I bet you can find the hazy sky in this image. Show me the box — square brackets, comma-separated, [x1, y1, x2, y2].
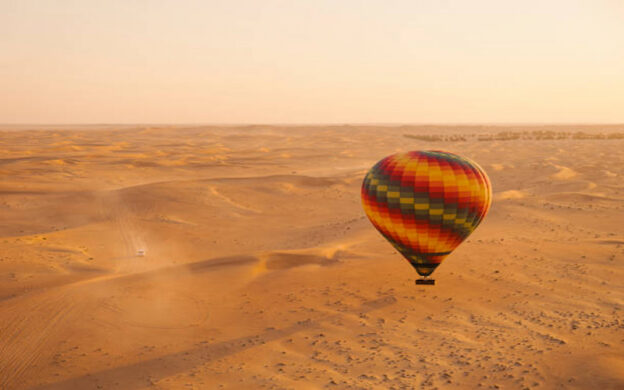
[1, 0, 623, 123]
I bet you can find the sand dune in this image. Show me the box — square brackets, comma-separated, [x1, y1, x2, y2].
[494, 190, 527, 201]
[551, 165, 578, 180]
[1, 125, 623, 389]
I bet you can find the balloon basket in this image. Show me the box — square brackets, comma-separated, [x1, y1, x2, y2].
[415, 278, 435, 285]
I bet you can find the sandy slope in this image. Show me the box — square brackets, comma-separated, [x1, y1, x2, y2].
[0, 125, 623, 389]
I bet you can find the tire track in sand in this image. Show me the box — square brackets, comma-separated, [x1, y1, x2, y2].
[0, 288, 89, 390]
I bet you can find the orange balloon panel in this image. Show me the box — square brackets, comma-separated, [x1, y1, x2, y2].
[361, 151, 491, 276]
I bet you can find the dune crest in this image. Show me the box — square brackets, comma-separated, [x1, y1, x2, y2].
[494, 189, 527, 200]
[551, 164, 578, 180]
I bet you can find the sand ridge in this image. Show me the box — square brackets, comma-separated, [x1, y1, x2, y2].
[0, 125, 623, 389]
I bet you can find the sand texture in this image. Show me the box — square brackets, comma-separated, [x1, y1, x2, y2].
[1, 125, 623, 389]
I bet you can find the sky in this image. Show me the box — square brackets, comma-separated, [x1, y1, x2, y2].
[1, 0, 623, 124]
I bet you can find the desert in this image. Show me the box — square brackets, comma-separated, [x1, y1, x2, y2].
[0, 124, 622, 389]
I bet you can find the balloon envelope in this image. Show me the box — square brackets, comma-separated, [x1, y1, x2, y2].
[361, 150, 492, 277]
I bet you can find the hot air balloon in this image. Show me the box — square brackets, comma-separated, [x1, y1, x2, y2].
[361, 151, 492, 285]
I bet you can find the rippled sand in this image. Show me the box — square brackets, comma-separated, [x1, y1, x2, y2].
[1, 125, 623, 389]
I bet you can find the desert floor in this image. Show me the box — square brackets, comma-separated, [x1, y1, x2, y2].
[1, 125, 623, 390]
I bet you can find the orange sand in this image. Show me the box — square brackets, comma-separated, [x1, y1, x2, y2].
[1, 125, 623, 389]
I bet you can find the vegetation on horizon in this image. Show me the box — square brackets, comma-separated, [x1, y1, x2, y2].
[404, 131, 624, 142]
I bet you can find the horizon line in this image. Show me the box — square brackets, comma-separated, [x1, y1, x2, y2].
[2, 122, 624, 127]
